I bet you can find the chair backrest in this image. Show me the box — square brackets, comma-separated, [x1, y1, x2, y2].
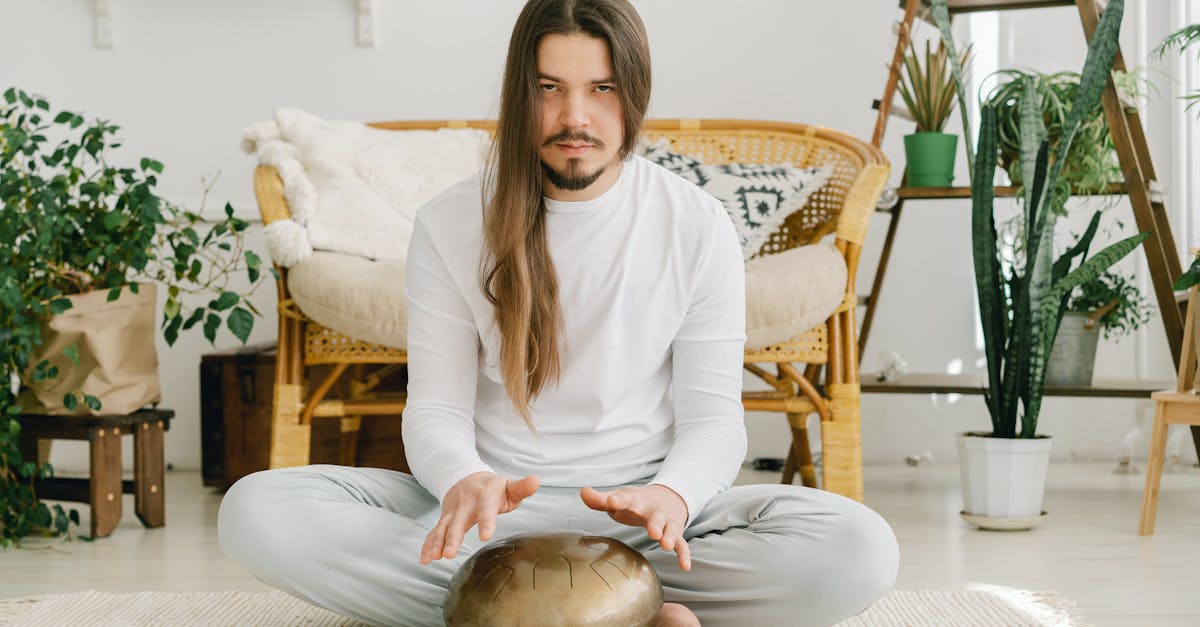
[641, 120, 887, 257]
[366, 119, 889, 259]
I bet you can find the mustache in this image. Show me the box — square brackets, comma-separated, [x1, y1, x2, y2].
[542, 130, 605, 150]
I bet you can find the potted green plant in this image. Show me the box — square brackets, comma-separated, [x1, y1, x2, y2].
[896, 37, 973, 187]
[1154, 22, 1200, 115]
[1, 88, 270, 547]
[944, 0, 1147, 528]
[1152, 26, 1200, 389]
[984, 69, 1124, 198]
[1044, 271, 1153, 387]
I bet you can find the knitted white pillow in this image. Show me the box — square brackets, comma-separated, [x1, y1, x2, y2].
[241, 109, 490, 267]
[640, 140, 833, 260]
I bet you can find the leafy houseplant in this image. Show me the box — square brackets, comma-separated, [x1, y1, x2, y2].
[1065, 271, 1152, 341]
[1045, 271, 1153, 387]
[1154, 23, 1200, 116]
[1154, 24, 1200, 374]
[896, 37, 973, 187]
[984, 69, 1124, 199]
[971, 0, 1144, 440]
[1, 88, 271, 547]
[936, 0, 1148, 524]
[1175, 252, 1200, 291]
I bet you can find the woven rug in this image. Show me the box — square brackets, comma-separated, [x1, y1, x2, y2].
[0, 587, 1087, 626]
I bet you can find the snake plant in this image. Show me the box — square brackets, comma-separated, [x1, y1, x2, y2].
[970, 0, 1149, 438]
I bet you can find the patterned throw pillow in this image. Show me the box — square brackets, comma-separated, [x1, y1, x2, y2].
[640, 140, 834, 260]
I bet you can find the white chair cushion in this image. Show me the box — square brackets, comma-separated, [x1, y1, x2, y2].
[287, 251, 407, 349]
[288, 242, 846, 354]
[745, 242, 847, 351]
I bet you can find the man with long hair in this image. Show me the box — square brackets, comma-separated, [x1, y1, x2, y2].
[220, 1, 897, 624]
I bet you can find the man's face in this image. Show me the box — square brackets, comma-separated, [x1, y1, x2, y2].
[536, 33, 624, 199]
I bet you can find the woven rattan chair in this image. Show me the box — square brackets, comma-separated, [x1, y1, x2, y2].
[252, 119, 888, 501]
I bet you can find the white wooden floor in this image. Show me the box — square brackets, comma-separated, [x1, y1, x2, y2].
[2, 461, 1198, 626]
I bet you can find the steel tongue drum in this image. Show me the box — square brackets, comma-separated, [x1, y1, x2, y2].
[443, 530, 663, 627]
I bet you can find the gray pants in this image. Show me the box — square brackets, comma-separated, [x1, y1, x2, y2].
[218, 465, 898, 626]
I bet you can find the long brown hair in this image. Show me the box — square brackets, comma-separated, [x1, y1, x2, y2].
[482, 0, 651, 424]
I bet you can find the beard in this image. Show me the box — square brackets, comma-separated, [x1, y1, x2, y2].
[541, 159, 607, 191]
[540, 129, 609, 192]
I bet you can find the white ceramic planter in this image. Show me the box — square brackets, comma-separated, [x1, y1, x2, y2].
[957, 432, 1053, 524]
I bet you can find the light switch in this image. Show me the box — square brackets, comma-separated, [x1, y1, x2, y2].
[356, 0, 376, 47]
[94, 0, 115, 50]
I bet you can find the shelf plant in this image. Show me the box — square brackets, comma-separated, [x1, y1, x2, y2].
[1044, 270, 1153, 387]
[1, 87, 271, 547]
[895, 36, 973, 186]
[1064, 270, 1152, 341]
[1154, 23, 1200, 292]
[1154, 22, 1200, 116]
[1175, 253, 1200, 291]
[984, 69, 1123, 200]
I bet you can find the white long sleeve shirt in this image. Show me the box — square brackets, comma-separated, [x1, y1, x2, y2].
[401, 155, 747, 524]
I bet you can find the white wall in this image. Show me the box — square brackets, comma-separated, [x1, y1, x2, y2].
[2, 0, 1194, 474]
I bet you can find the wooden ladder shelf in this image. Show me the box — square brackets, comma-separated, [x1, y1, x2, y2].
[860, 0, 1195, 450]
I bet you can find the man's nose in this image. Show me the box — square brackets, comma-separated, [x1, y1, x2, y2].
[560, 91, 590, 129]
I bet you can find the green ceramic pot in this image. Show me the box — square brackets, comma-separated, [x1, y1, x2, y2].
[904, 131, 958, 187]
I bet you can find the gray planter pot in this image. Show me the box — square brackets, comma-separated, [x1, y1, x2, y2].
[1044, 311, 1101, 387]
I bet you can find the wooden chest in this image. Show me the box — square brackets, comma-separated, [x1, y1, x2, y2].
[200, 343, 409, 489]
[200, 343, 275, 488]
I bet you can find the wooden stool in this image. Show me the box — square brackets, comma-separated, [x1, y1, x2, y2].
[1139, 285, 1199, 535]
[16, 408, 173, 538]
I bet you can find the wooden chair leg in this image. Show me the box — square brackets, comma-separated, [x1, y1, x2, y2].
[89, 426, 123, 538]
[823, 383, 865, 502]
[134, 419, 166, 528]
[270, 315, 311, 468]
[1139, 401, 1170, 536]
[339, 416, 362, 466]
[781, 447, 798, 485]
[787, 414, 818, 488]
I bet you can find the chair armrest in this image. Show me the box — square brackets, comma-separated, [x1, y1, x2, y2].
[835, 162, 890, 247]
[253, 165, 292, 225]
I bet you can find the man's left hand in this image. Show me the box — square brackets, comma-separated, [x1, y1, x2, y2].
[580, 484, 691, 571]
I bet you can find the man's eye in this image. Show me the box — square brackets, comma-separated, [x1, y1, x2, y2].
[540, 84, 558, 92]
[595, 85, 614, 93]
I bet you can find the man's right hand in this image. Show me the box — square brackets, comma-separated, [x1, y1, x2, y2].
[419, 471, 540, 564]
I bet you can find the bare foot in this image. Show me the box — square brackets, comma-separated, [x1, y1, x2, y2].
[655, 602, 700, 626]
